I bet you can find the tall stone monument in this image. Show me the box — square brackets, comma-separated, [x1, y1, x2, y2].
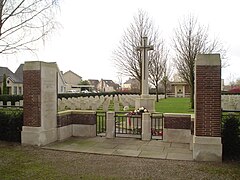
[135, 37, 155, 112]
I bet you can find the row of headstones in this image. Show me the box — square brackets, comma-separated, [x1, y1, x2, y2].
[58, 96, 105, 111]
[119, 94, 165, 107]
[0, 100, 23, 108]
[58, 95, 123, 111]
[2, 94, 233, 110]
[221, 95, 240, 110]
[57, 94, 168, 112]
[119, 94, 139, 107]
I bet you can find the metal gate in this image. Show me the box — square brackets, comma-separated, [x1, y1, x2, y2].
[151, 113, 163, 140]
[115, 112, 142, 138]
[96, 112, 106, 136]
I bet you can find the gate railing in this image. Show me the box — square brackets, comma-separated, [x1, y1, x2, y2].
[97, 111, 164, 139]
[115, 112, 142, 137]
[96, 111, 106, 136]
[151, 113, 163, 140]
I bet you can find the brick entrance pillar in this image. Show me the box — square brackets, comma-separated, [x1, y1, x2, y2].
[193, 54, 222, 161]
[21, 61, 58, 146]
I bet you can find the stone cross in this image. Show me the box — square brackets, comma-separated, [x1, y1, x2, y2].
[136, 36, 154, 97]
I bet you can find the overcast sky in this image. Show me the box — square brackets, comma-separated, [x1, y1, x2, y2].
[1, 0, 240, 84]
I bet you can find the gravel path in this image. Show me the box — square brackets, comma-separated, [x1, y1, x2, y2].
[1, 142, 240, 179]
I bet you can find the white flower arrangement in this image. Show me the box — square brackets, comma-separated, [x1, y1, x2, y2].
[128, 107, 148, 115]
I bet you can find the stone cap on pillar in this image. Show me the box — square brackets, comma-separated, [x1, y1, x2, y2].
[24, 61, 57, 71]
[196, 54, 221, 66]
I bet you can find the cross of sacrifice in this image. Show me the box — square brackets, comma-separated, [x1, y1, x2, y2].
[136, 36, 154, 96]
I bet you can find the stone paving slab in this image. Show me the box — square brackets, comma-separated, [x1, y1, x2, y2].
[91, 142, 118, 149]
[167, 152, 193, 161]
[170, 143, 190, 149]
[87, 147, 116, 155]
[139, 150, 167, 159]
[116, 144, 142, 151]
[43, 136, 193, 161]
[140, 145, 164, 152]
[147, 140, 171, 147]
[164, 147, 193, 154]
[113, 149, 141, 157]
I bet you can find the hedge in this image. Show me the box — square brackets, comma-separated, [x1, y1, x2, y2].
[0, 109, 23, 142]
[0, 95, 23, 105]
[222, 113, 240, 160]
[57, 91, 140, 99]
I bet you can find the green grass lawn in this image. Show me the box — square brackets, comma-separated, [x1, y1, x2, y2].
[155, 97, 193, 113]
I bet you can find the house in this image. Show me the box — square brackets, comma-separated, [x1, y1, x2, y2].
[169, 74, 190, 97]
[0, 63, 67, 95]
[57, 69, 67, 94]
[63, 70, 82, 92]
[0, 65, 23, 95]
[122, 78, 140, 92]
[88, 79, 100, 92]
[97, 79, 120, 92]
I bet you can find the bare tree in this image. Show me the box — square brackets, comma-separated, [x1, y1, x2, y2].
[116, 72, 123, 91]
[0, 0, 59, 55]
[227, 73, 236, 88]
[161, 60, 173, 99]
[149, 42, 168, 102]
[113, 10, 160, 93]
[172, 15, 226, 109]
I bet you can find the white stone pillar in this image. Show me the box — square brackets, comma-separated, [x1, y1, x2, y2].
[142, 113, 151, 141]
[106, 111, 115, 138]
[175, 86, 177, 97]
[183, 85, 185, 98]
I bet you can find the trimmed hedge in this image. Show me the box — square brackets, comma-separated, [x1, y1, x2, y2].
[0, 95, 23, 105]
[0, 109, 23, 142]
[57, 91, 140, 99]
[222, 114, 240, 160]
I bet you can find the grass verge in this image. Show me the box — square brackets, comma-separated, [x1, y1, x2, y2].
[155, 97, 193, 113]
[0, 141, 240, 179]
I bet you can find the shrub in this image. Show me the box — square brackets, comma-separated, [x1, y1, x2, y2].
[0, 95, 23, 105]
[222, 114, 240, 160]
[0, 109, 23, 142]
[57, 92, 139, 99]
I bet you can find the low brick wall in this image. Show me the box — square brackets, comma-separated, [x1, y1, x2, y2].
[163, 113, 193, 144]
[164, 114, 191, 129]
[57, 110, 96, 127]
[57, 112, 71, 127]
[57, 110, 96, 140]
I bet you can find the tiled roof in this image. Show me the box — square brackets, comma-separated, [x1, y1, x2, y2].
[124, 78, 138, 84]
[88, 79, 99, 87]
[104, 80, 120, 89]
[0, 65, 23, 83]
[63, 70, 82, 79]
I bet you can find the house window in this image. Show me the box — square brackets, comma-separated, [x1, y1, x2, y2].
[14, 86, 17, 95]
[18, 87, 22, 95]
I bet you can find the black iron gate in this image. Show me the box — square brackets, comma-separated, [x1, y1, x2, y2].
[96, 112, 106, 136]
[115, 112, 142, 138]
[151, 113, 163, 140]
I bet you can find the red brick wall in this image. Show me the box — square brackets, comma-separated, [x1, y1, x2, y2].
[57, 113, 96, 127]
[57, 114, 72, 127]
[164, 116, 191, 129]
[23, 70, 41, 127]
[195, 65, 221, 137]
